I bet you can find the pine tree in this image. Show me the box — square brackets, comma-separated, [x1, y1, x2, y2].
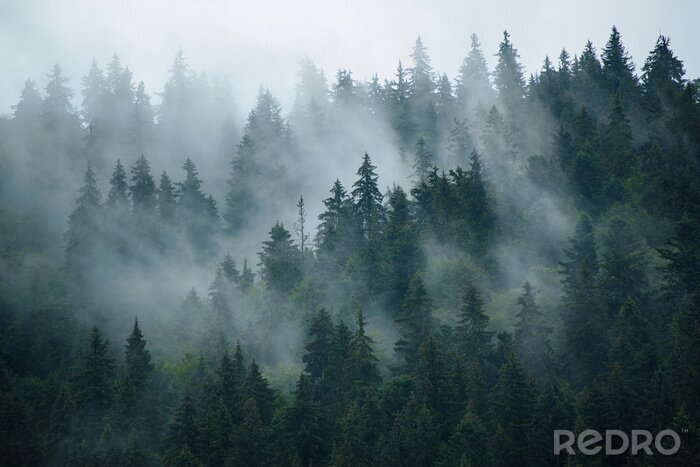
[605, 299, 657, 429]
[295, 195, 310, 254]
[106, 159, 129, 209]
[456, 34, 492, 115]
[387, 61, 413, 146]
[41, 64, 80, 134]
[560, 214, 608, 387]
[459, 149, 495, 252]
[239, 259, 255, 291]
[316, 179, 359, 266]
[395, 275, 433, 371]
[72, 327, 114, 428]
[12, 79, 43, 127]
[303, 309, 334, 381]
[242, 360, 276, 425]
[157, 171, 177, 221]
[177, 158, 219, 253]
[455, 282, 494, 364]
[602, 97, 635, 179]
[659, 211, 700, 303]
[531, 375, 576, 465]
[330, 402, 373, 467]
[217, 343, 246, 422]
[513, 282, 554, 381]
[348, 310, 381, 397]
[642, 35, 686, 112]
[282, 373, 327, 467]
[599, 217, 649, 317]
[494, 31, 525, 115]
[380, 186, 422, 316]
[129, 155, 157, 212]
[128, 81, 154, 154]
[333, 68, 356, 107]
[352, 153, 384, 238]
[412, 335, 449, 416]
[81, 60, 106, 133]
[165, 386, 199, 465]
[66, 164, 102, 280]
[230, 398, 270, 466]
[490, 352, 536, 467]
[408, 36, 435, 100]
[601, 26, 638, 102]
[114, 318, 158, 441]
[412, 136, 433, 183]
[446, 118, 472, 167]
[220, 253, 240, 284]
[258, 222, 301, 294]
[437, 409, 493, 467]
[224, 134, 258, 234]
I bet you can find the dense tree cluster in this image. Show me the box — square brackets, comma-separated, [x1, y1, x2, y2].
[1, 27, 699, 465]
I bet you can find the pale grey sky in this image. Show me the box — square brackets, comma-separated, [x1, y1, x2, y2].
[1, 0, 697, 116]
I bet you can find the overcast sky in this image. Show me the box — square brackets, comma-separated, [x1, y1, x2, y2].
[1, 0, 697, 117]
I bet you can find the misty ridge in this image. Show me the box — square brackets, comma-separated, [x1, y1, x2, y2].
[0, 24, 699, 466]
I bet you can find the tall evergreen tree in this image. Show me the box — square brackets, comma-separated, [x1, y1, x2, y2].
[106, 159, 129, 209]
[395, 275, 433, 371]
[351, 153, 384, 238]
[601, 26, 638, 102]
[494, 31, 526, 115]
[157, 171, 177, 221]
[412, 136, 433, 183]
[258, 222, 301, 294]
[456, 33, 492, 116]
[129, 155, 157, 212]
[455, 282, 493, 364]
[513, 282, 554, 381]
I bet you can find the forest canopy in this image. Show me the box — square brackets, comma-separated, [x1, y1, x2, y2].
[0, 26, 699, 466]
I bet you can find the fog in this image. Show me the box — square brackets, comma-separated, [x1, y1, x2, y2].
[0, 0, 697, 388]
[2, 0, 698, 114]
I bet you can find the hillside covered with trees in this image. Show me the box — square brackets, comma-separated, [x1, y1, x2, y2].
[0, 27, 699, 465]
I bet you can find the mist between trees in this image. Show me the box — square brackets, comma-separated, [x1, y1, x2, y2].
[0, 26, 699, 466]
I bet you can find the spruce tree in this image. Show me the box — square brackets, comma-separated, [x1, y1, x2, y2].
[165, 386, 199, 465]
[157, 171, 177, 221]
[601, 26, 638, 102]
[129, 155, 157, 212]
[455, 282, 494, 363]
[106, 159, 129, 209]
[490, 352, 536, 467]
[351, 153, 384, 238]
[230, 398, 270, 466]
[494, 31, 526, 115]
[242, 360, 276, 425]
[348, 310, 381, 397]
[395, 275, 433, 371]
[115, 318, 154, 423]
[456, 33, 492, 115]
[412, 136, 433, 183]
[513, 282, 554, 381]
[303, 309, 334, 381]
[258, 222, 301, 294]
[282, 373, 327, 467]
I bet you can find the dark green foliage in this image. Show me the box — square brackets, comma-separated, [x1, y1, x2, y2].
[513, 282, 554, 381]
[494, 31, 525, 115]
[2, 28, 700, 467]
[490, 352, 537, 466]
[395, 275, 433, 371]
[281, 373, 327, 467]
[258, 222, 301, 294]
[130, 155, 157, 212]
[455, 282, 493, 364]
